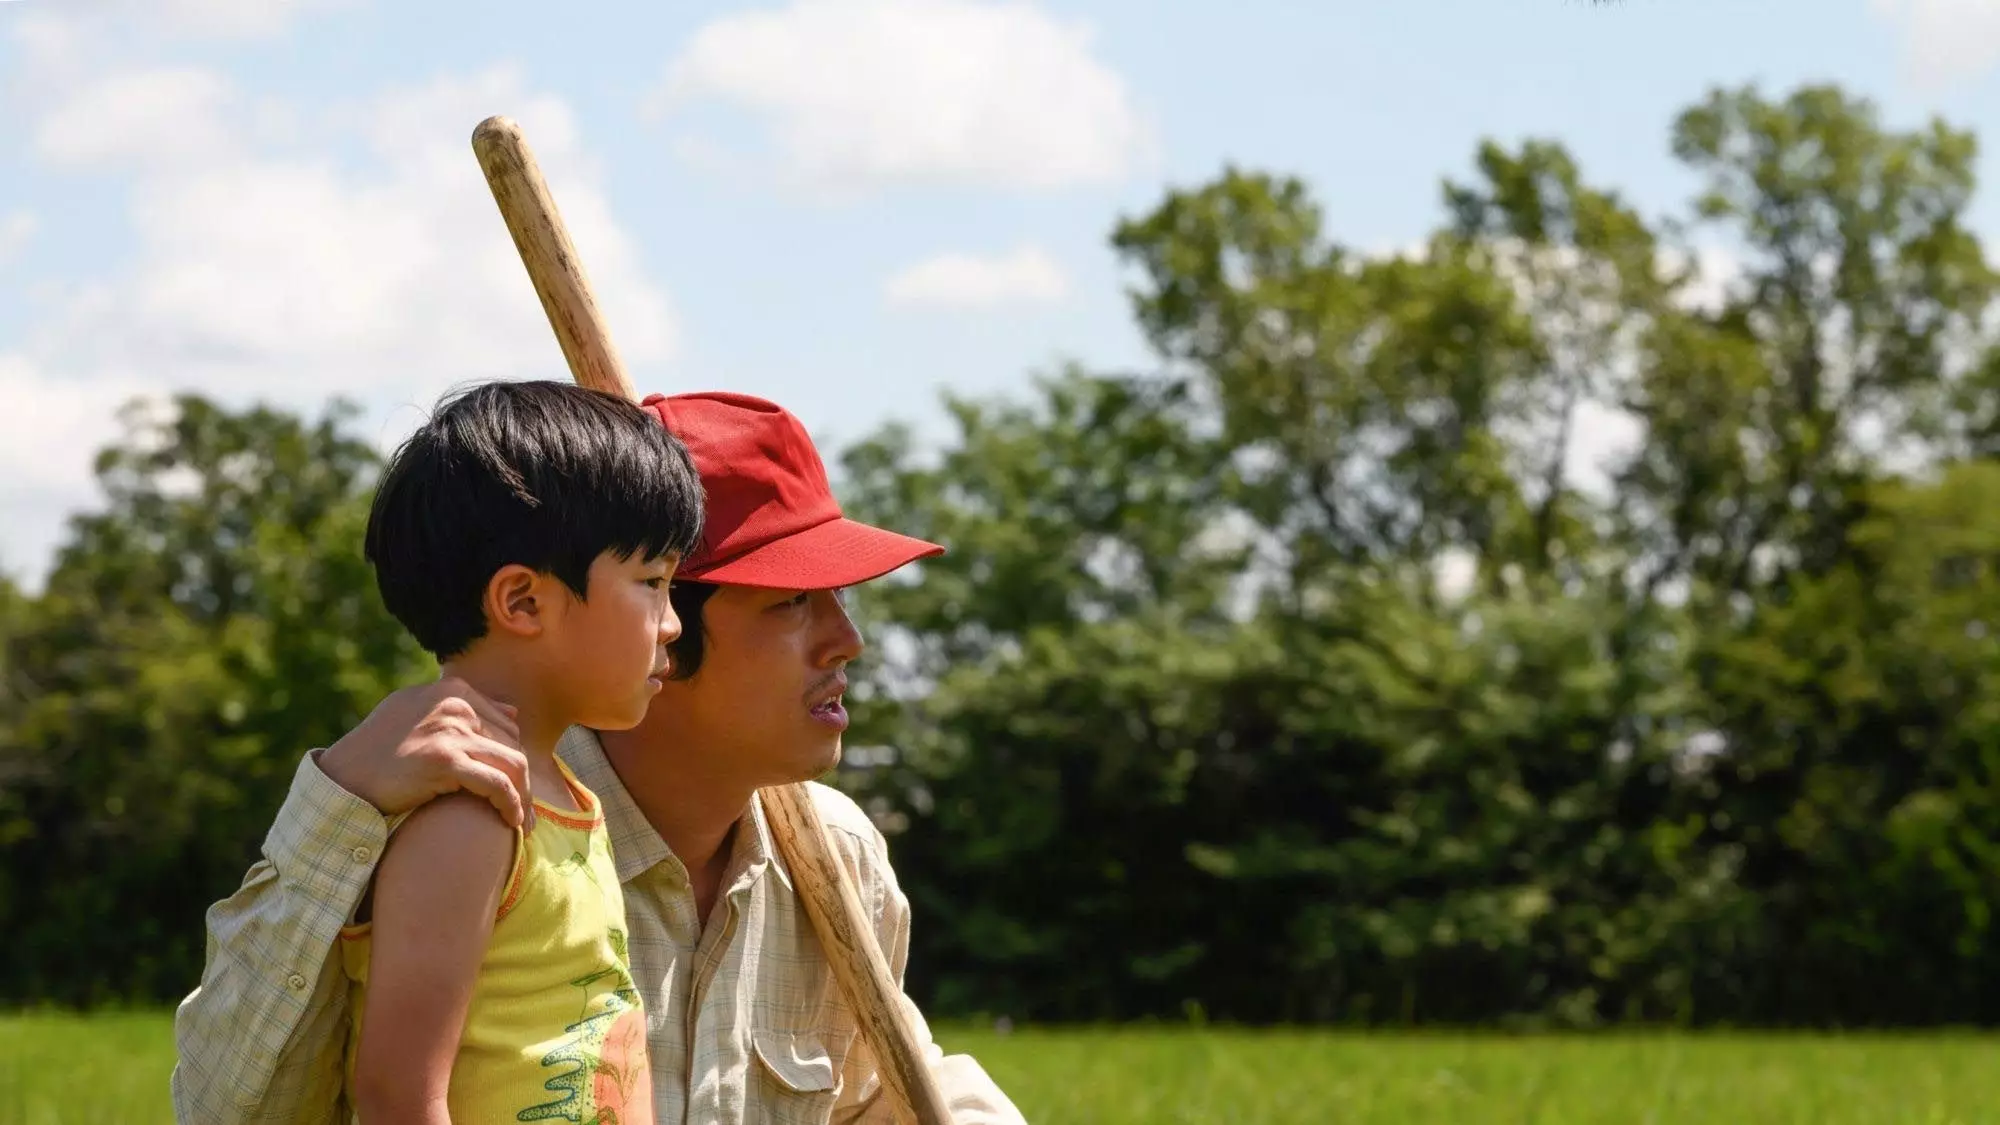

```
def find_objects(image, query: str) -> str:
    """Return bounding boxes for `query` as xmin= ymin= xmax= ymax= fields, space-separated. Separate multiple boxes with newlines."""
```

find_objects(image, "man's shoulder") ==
xmin=802 ymin=781 xmax=890 ymax=865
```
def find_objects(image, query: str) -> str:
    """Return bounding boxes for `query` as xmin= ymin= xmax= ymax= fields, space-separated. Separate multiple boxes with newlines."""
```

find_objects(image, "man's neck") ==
xmin=597 ymin=727 xmax=754 ymax=914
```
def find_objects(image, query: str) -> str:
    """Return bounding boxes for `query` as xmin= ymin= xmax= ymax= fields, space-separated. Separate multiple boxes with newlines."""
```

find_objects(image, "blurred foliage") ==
xmin=0 ymin=397 xmax=430 ymax=1004
xmin=835 ymin=84 xmax=2000 ymax=1027
xmin=7 ymin=83 xmax=2000 ymax=1024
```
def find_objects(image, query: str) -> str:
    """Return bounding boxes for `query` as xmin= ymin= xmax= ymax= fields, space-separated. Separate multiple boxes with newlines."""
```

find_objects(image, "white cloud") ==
xmin=150 ymin=0 xmax=345 ymax=40
xmin=5 ymin=63 xmax=677 ymax=586
xmin=33 ymin=67 xmax=236 ymax=168
xmin=26 ymin=64 xmax=674 ymax=397
xmin=0 ymin=211 xmax=37 ymax=265
xmin=654 ymin=0 xmax=1150 ymax=194
xmin=8 ymin=12 xmax=88 ymax=72
xmin=11 ymin=0 xmax=340 ymax=50
xmin=0 ymin=355 xmax=149 ymax=583
xmin=1871 ymin=0 xmax=2000 ymax=86
xmin=884 ymin=245 xmax=1068 ymax=308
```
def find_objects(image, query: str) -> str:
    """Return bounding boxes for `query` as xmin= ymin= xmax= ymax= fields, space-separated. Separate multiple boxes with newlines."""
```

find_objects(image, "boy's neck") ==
xmin=438 ymin=654 xmax=564 ymax=760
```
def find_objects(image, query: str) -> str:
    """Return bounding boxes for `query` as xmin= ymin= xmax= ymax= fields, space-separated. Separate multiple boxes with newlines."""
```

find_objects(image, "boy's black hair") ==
xmin=365 ymin=379 xmax=705 ymax=659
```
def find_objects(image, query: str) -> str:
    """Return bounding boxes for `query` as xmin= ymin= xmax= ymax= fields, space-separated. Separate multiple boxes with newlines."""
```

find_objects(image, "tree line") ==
xmin=5 ymin=83 xmax=2000 ymax=1026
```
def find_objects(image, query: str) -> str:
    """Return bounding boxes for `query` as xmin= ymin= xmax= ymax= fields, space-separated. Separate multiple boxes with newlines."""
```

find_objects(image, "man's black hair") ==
xmin=365 ymin=379 xmax=705 ymax=659
xmin=663 ymin=580 xmax=720 ymax=680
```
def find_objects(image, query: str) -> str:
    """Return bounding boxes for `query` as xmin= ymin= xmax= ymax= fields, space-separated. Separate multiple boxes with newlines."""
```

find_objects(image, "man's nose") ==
xmin=814 ymin=590 xmax=863 ymax=665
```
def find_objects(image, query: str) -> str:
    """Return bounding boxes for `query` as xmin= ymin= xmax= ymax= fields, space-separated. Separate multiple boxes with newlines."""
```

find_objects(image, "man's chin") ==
xmin=782 ymin=738 xmax=842 ymax=784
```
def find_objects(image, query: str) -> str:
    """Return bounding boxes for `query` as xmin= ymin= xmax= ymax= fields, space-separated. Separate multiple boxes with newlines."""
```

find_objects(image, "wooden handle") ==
xmin=471 ymin=116 xmax=636 ymax=401
xmin=471 ymin=114 xmax=951 ymax=1125
xmin=760 ymin=784 xmax=956 ymax=1125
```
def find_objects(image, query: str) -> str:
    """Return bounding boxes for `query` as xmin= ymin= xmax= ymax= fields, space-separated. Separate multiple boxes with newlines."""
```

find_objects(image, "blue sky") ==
xmin=3 ymin=0 xmax=1998 ymax=584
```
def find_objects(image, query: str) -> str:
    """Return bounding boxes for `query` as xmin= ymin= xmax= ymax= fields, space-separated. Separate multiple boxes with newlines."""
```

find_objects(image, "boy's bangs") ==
xmin=584 ymin=430 xmax=706 ymax=566
xmin=365 ymin=380 xmax=709 ymax=656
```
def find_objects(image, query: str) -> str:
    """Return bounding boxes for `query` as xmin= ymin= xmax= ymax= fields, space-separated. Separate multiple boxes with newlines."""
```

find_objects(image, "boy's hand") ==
xmin=320 ymin=678 xmax=534 ymax=829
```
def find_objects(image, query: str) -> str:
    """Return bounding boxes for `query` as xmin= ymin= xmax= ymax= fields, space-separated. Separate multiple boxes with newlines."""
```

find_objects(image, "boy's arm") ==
xmin=170 ymin=681 xmax=528 ymax=1125
xmin=349 ymin=792 xmax=517 ymax=1125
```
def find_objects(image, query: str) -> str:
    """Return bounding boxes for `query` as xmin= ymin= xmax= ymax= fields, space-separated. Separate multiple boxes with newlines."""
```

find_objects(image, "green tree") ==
xmin=840 ymin=82 xmax=2000 ymax=1027
xmin=0 ymin=395 xmax=428 ymax=1003
xmin=1638 ymin=86 xmax=2000 ymax=1023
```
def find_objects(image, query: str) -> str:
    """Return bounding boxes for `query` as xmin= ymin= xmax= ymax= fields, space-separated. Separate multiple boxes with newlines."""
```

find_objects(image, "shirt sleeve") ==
xmin=827 ymin=820 xmax=1028 ymax=1125
xmin=170 ymin=750 xmax=391 ymax=1125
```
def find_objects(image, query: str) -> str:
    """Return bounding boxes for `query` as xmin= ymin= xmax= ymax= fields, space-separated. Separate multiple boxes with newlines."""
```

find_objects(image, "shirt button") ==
xmin=286 ymin=972 xmax=308 ymax=991
xmin=350 ymin=845 xmax=372 ymax=863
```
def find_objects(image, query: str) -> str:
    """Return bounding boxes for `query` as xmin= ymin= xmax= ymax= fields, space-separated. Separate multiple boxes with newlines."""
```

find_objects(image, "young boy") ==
xmin=339 ymin=379 xmax=704 ymax=1124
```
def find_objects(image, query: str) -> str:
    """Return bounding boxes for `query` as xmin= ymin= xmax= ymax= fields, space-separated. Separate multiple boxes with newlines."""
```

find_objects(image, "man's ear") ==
xmin=484 ymin=564 xmax=548 ymax=639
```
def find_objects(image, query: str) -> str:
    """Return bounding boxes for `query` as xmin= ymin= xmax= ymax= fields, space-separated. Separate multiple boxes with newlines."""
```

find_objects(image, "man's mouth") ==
xmin=807 ymin=674 xmax=849 ymax=728
xmin=808 ymin=697 xmax=848 ymax=729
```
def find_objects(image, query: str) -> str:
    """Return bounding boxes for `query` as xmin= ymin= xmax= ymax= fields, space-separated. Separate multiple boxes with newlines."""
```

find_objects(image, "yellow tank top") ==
xmin=340 ymin=757 xmax=654 ymax=1124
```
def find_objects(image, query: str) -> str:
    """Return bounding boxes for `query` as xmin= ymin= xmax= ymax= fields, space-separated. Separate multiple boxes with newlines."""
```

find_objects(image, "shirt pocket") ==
xmin=751 ymin=1029 xmax=841 ymax=1123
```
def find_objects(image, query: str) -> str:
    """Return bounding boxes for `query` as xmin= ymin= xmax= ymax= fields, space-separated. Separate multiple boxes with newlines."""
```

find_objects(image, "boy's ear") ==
xmin=484 ymin=564 xmax=548 ymax=638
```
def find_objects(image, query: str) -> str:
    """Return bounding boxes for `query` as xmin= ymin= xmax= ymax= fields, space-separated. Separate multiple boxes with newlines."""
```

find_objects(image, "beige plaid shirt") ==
xmin=170 ymin=728 xmax=1024 ymax=1125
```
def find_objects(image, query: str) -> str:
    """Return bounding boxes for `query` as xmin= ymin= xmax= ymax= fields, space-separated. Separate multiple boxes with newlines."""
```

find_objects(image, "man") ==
xmin=170 ymin=390 xmax=1026 ymax=1125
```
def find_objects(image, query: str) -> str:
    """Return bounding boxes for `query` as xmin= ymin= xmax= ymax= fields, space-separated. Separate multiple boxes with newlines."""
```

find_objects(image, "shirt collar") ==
xmin=745 ymin=789 xmax=791 ymax=894
xmin=556 ymin=726 xmax=784 ymax=894
xmin=557 ymin=726 xmax=673 ymax=886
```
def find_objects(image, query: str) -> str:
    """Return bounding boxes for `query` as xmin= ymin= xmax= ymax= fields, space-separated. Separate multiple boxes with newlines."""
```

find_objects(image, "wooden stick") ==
xmin=757 ymin=783 xmax=955 ymax=1125
xmin=470 ymin=114 xmax=954 ymax=1125
xmin=470 ymin=116 xmax=636 ymax=402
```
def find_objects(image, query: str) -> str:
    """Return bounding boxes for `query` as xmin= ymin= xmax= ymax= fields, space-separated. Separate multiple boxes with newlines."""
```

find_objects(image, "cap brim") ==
xmin=681 ymin=517 xmax=945 ymax=589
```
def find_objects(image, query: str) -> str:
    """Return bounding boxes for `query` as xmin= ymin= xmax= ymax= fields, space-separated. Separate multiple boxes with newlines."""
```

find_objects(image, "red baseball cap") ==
xmin=641 ymin=390 xmax=944 ymax=589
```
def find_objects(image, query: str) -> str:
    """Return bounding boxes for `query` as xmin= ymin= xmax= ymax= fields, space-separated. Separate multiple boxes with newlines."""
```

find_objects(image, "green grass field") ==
xmin=5 ymin=1011 xmax=1999 ymax=1124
